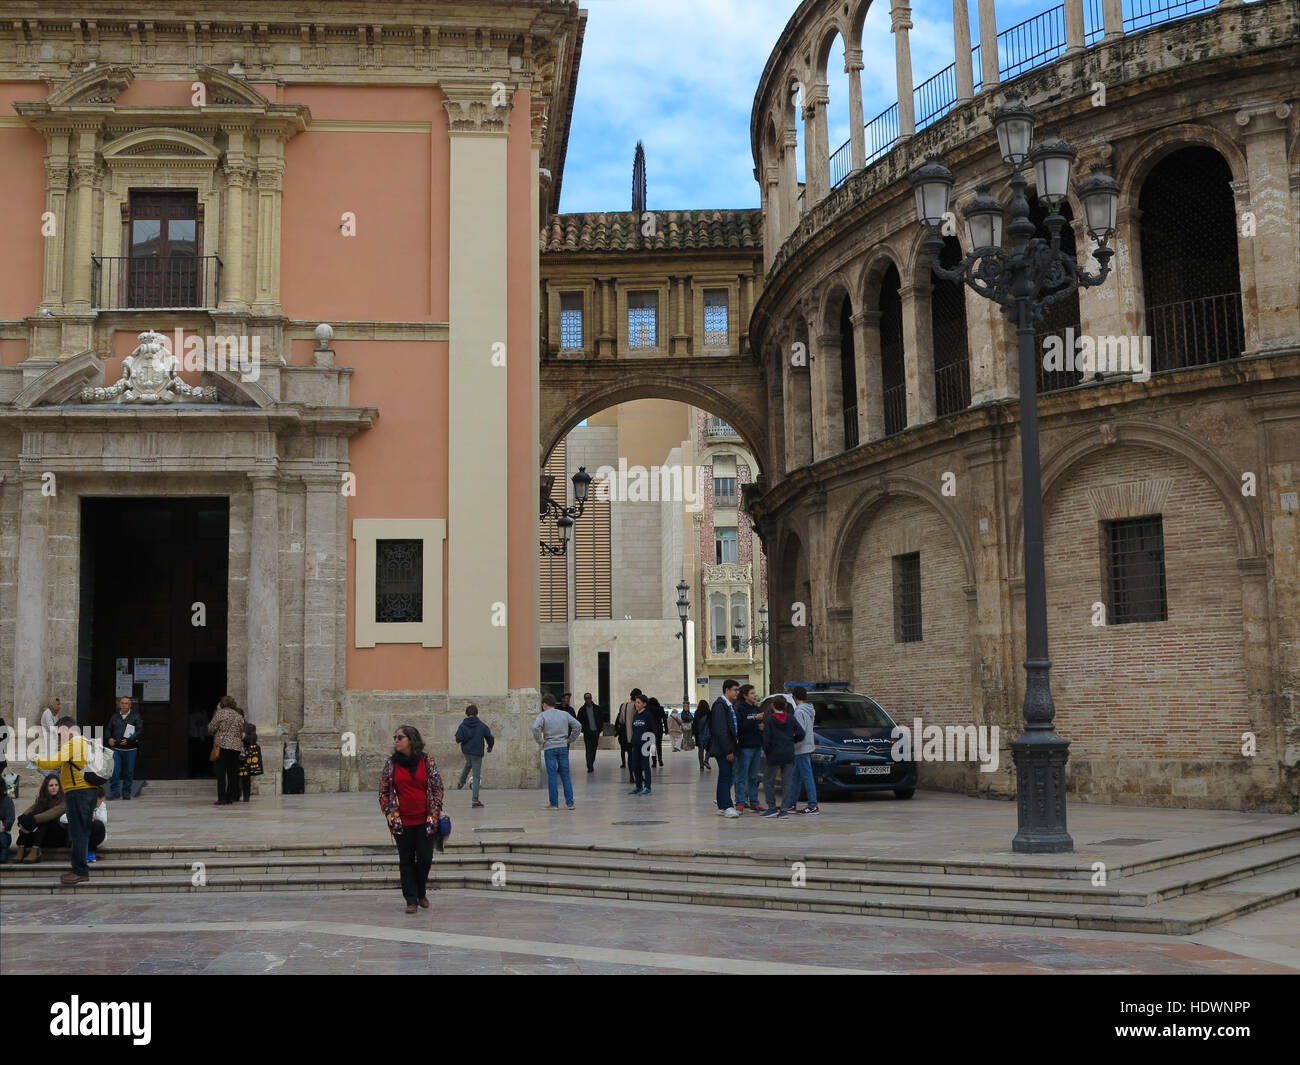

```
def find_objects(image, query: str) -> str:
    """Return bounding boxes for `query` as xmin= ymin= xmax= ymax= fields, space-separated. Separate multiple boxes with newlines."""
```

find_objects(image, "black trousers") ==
xmin=17 ymin=820 xmax=68 ymax=849
xmin=240 ymin=775 xmax=253 ymax=801
xmin=583 ymin=732 xmax=600 ymax=770
xmin=217 ymin=749 xmax=242 ymax=804
xmin=88 ymin=821 xmax=106 ymax=851
xmin=394 ymin=825 xmax=435 ymax=904
xmin=628 ymin=745 xmax=652 ymax=791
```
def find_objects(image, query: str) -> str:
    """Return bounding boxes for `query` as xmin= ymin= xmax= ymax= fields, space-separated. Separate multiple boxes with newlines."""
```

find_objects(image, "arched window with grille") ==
xmin=839 ymin=295 xmax=858 ymax=448
xmin=1031 ymin=194 xmax=1082 ymax=394
xmin=710 ymin=593 xmax=727 ymax=654
xmin=1140 ymin=146 xmax=1245 ymax=371
xmin=879 ymin=263 xmax=907 ymax=435
xmin=931 ymin=236 xmax=971 ymax=416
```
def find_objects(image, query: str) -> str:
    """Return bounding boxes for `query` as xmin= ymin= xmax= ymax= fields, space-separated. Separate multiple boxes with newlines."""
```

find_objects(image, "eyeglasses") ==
xmin=393 ymin=734 xmax=406 ymax=741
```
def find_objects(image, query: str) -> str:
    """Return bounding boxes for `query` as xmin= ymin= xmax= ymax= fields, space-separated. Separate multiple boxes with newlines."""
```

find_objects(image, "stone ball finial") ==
xmin=314 ymin=323 xmax=334 ymax=349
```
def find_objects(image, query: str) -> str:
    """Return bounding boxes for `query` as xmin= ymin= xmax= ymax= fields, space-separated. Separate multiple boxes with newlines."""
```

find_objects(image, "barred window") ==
xmin=376 ymin=540 xmax=423 ymax=623
xmin=1105 ymin=516 xmax=1168 ymax=624
xmin=713 ymin=476 xmax=737 ymax=507
xmin=704 ymin=290 xmax=728 ymax=348
xmin=560 ymin=293 xmax=584 ymax=350
xmin=893 ymin=552 xmax=921 ymax=643
xmin=628 ymin=291 xmax=658 ymax=348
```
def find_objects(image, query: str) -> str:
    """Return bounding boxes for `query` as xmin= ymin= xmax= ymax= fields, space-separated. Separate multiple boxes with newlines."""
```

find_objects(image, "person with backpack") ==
xmin=760 ymin=695 xmax=805 ymax=818
xmin=33 ymin=718 xmax=98 ymax=884
xmin=105 ymin=695 xmax=143 ymax=800
xmin=692 ymin=699 xmax=711 ymax=770
xmin=207 ymin=696 xmax=245 ymax=806
xmin=453 ymin=704 xmax=494 ymax=808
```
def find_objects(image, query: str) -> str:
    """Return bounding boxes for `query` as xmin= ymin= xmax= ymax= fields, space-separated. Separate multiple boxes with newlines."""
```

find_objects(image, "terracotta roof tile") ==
xmin=541 ymin=209 xmax=762 ymax=253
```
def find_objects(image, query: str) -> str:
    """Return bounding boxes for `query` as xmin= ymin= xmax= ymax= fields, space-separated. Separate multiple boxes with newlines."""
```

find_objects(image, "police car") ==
xmin=776 ymin=682 xmax=917 ymax=799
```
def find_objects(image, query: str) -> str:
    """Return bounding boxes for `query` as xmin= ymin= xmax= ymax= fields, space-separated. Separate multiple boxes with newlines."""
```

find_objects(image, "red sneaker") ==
xmin=751 ymin=804 xmax=766 ymax=812
xmin=734 ymin=803 xmax=746 ymax=811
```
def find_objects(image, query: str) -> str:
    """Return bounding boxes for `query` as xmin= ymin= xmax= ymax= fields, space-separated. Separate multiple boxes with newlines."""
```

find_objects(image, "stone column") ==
xmin=1064 ymin=0 xmax=1085 ymax=55
xmin=1237 ymin=104 xmax=1299 ymax=353
xmin=763 ymin=168 xmax=782 ymax=260
xmin=13 ymin=476 xmax=50 ymax=721
xmin=805 ymin=83 xmax=831 ymax=202
xmin=42 ymin=152 xmax=71 ymax=309
xmin=846 ymin=49 xmax=866 ymax=170
xmin=782 ymin=128 xmax=800 ymax=230
xmin=892 ymin=1 xmax=916 ymax=140
xmin=1102 ymin=0 xmax=1124 ymax=40
xmin=852 ymin=310 xmax=884 ymax=442
xmin=596 ymin=277 xmax=616 ymax=357
xmin=812 ymin=330 xmax=846 ymax=456
xmin=246 ymin=474 xmax=281 ymax=746
xmin=953 ymin=0 xmax=975 ymax=105
xmin=977 ymin=0 xmax=999 ymax=92
xmin=671 ymin=275 xmax=691 ymax=356
xmin=69 ymin=160 xmax=97 ymax=310
xmin=967 ymin=283 xmax=1014 ymax=403
xmin=221 ymin=157 xmax=253 ymax=311
xmin=252 ymin=152 xmax=285 ymax=314
xmin=901 ymin=282 xmax=936 ymax=426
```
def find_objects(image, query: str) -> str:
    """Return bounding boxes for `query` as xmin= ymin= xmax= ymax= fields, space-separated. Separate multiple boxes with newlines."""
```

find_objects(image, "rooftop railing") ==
xmin=832 ymin=0 xmax=1221 ymax=188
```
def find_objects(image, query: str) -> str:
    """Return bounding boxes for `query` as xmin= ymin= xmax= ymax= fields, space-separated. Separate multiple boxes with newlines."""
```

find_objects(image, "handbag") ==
xmin=438 ymin=814 xmax=451 ymax=838
xmin=209 ymin=745 xmax=221 ymax=762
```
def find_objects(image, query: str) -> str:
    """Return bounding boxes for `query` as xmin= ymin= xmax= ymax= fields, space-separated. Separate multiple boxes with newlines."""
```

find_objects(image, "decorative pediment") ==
xmin=196 ymin=66 xmax=271 ymax=108
xmin=44 ymin=65 xmax=134 ymax=106
xmin=102 ymin=128 xmax=220 ymax=165
xmin=11 ymin=350 xmax=104 ymax=409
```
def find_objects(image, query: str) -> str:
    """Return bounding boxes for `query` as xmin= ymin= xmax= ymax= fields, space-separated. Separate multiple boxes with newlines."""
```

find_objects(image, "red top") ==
xmin=394 ymin=759 xmax=428 ymax=827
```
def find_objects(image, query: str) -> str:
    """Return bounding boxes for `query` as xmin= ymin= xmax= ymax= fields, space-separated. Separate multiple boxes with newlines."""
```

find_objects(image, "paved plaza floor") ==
xmin=3 ymin=747 xmax=1298 ymax=974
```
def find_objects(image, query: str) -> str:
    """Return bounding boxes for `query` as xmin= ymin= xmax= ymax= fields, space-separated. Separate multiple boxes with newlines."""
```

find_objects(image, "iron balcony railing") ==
xmin=843 ymin=403 xmax=860 ymax=448
xmin=883 ymin=385 xmax=908 ymax=437
xmin=934 ymin=360 xmax=972 ymax=417
xmin=832 ymin=0 xmax=1218 ymax=188
xmin=705 ymin=418 xmax=740 ymax=438
xmin=92 ymin=255 xmax=222 ymax=309
xmin=714 ymin=489 xmax=739 ymax=508
xmin=1147 ymin=291 xmax=1245 ymax=372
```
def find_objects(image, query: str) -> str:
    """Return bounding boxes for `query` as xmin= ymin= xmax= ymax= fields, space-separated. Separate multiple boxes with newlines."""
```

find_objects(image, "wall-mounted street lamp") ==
xmin=910 ymin=94 xmax=1119 ymax=855
xmin=539 ymin=465 xmax=592 ymax=557
xmin=734 ymin=603 xmax=770 ymax=695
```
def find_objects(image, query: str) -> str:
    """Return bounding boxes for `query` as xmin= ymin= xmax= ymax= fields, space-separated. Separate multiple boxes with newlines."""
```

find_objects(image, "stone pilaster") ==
xmin=41 ymin=150 xmax=71 ymax=309
xmin=13 ymin=476 xmax=50 ymax=720
xmin=812 ymin=330 xmax=846 ymax=455
xmin=221 ymin=151 xmax=254 ymax=311
xmin=852 ymin=310 xmax=884 ymax=442
xmin=68 ymin=158 xmax=98 ymax=310
xmin=252 ymin=153 xmax=285 ymax=314
xmin=900 ymin=282 xmax=936 ymax=426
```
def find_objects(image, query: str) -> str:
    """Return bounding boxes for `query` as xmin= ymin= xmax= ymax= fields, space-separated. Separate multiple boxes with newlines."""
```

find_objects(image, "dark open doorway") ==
xmin=78 ymin=497 xmax=229 ymax=779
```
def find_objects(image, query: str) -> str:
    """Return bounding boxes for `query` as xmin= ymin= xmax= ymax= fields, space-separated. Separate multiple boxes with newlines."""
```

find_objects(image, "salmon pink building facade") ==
xmin=0 ymin=1 xmax=585 ymax=789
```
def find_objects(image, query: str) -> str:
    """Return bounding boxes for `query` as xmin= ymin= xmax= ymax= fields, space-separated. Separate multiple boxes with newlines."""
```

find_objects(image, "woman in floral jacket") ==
xmin=378 ymin=725 xmax=445 ymax=914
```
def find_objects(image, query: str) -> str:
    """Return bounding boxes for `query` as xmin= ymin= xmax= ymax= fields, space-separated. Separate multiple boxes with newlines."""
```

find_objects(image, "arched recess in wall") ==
xmin=774 ymin=528 xmax=812 ymax=682
xmin=878 ymin=262 xmax=907 ymax=435
xmin=816 ymin=23 xmax=853 ymax=189
xmin=788 ymin=314 xmax=815 ymax=467
xmin=930 ymin=235 xmax=971 ymax=416
xmin=1139 ymin=146 xmax=1245 ymax=372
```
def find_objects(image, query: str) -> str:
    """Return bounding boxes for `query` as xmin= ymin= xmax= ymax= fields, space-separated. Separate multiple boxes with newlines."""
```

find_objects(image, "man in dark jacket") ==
xmin=760 ymin=696 xmax=805 ymax=818
xmin=106 ymin=696 xmax=143 ymax=800
xmin=733 ymin=684 xmax=765 ymax=811
xmin=576 ymin=692 xmax=607 ymax=773
xmin=710 ymin=681 xmax=741 ymax=817
xmin=453 ymin=704 xmax=495 ymax=808
xmin=627 ymin=695 xmax=663 ymax=796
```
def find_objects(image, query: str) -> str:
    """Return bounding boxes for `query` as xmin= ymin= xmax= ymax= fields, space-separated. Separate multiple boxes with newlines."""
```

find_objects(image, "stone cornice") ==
xmin=441 ymin=80 xmax=514 ymax=135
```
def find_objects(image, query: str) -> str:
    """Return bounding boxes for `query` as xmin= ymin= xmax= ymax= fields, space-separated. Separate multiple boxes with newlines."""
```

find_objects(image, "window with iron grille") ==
xmin=715 ymin=527 xmax=738 ymax=564
xmin=628 ymin=291 xmax=658 ymax=348
xmin=893 ymin=552 xmax=922 ymax=643
xmin=713 ymin=476 xmax=737 ymax=508
xmin=711 ymin=593 xmax=727 ymax=653
xmin=704 ymin=290 xmax=728 ymax=348
xmin=839 ymin=296 xmax=859 ymax=448
xmin=376 ymin=539 xmax=423 ymax=623
xmin=559 ymin=293 xmax=584 ymax=350
xmin=879 ymin=264 xmax=907 ymax=435
xmin=1031 ymin=195 xmax=1083 ymax=395
xmin=1105 ymin=516 xmax=1168 ymax=624
xmin=1140 ymin=147 xmax=1244 ymax=372
xmin=932 ymin=236 xmax=971 ymax=415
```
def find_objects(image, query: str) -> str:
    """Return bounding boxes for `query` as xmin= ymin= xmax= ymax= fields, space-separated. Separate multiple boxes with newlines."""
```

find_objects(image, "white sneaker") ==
xmin=723 ymin=807 xmax=740 ymax=819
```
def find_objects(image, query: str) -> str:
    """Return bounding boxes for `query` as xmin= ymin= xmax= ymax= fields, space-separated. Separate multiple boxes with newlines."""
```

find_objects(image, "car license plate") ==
xmin=855 ymin=765 xmax=890 ymax=776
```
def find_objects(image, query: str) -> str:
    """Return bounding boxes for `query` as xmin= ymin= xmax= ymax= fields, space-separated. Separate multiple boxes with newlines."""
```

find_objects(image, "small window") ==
xmin=713 ymin=476 xmax=737 ymax=508
xmin=560 ymin=292 xmax=584 ymax=350
xmin=628 ymin=291 xmax=658 ymax=348
xmin=893 ymin=552 xmax=921 ymax=643
xmin=376 ymin=539 xmax=423 ymax=623
xmin=1105 ymin=516 xmax=1168 ymax=624
xmin=704 ymin=290 xmax=728 ymax=348
xmin=710 ymin=592 xmax=727 ymax=653
xmin=715 ymin=527 xmax=738 ymax=564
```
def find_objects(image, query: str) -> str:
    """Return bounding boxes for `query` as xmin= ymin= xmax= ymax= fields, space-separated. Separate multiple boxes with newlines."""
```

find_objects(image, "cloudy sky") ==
xmin=559 ymin=0 xmax=1049 ymax=213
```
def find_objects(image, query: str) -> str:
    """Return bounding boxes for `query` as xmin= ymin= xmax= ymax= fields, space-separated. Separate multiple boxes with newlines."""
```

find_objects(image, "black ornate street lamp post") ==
xmin=910 ymin=96 xmax=1119 ymax=853
xmin=734 ymin=604 xmax=770 ymax=694
xmin=539 ymin=466 xmax=593 ymax=557
xmin=674 ymin=580 xmax=691 ymax=713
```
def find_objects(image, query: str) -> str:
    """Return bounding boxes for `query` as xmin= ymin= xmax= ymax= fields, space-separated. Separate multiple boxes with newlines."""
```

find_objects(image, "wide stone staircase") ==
xmin=4 ymin=824 xmax=1297 ymax=935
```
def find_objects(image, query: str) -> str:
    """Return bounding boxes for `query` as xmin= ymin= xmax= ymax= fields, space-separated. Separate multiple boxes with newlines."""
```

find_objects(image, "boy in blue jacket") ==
xmin=454 ymin=705 xmax=495 ymax=808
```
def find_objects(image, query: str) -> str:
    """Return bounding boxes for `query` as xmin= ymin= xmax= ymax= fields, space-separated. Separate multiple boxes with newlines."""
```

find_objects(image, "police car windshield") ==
xmin=808 ymin=693 xmax=893 ymax=729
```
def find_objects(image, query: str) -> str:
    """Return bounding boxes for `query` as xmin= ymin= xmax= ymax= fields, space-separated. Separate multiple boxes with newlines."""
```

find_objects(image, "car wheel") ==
xmin=893 ymin=788 xmax=915 ymax=800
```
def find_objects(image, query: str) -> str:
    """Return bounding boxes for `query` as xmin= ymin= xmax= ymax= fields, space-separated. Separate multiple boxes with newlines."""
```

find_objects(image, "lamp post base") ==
xmin=1010 ymin=729 xmax=1073 ymax=853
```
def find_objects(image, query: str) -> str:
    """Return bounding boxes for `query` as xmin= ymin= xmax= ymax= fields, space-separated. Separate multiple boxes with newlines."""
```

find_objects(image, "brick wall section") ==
xmin=1044 ymin=446 xmax=1250 ymax=766
xmin=851 ymin=497 xmax=976 ymax=789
